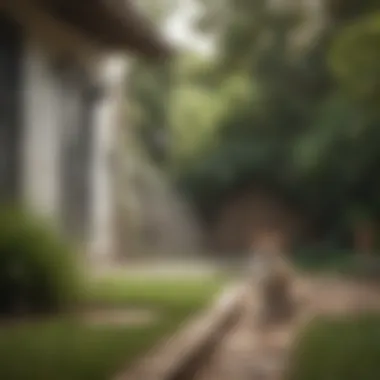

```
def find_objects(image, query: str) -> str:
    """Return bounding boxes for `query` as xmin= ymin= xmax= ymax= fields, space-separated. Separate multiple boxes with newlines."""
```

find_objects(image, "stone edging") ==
xmin=114 ymin=284 xmax=244 ymax=380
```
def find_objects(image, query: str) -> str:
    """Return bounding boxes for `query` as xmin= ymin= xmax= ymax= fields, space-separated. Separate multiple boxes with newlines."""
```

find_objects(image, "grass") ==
xmin=0 ymin=274 xmax=225 ymax=380
xmin=287 ymin=313 xmax=380 ymax=380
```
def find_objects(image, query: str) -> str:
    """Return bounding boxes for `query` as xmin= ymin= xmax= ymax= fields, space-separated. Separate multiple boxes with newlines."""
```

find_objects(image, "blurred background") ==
xmin=1 ymin=1 xmax=380 ymax=379
xmin=2 ymin=0 xmax=380 ymax=265
xmin=120 ymin=0 xmax=380 ymax=262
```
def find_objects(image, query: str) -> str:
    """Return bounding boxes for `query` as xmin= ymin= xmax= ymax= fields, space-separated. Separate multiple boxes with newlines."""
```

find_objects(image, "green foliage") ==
xmin=294 ymin=249 xmax=355 ymax=273
xmin=182 ymin=0 xmax=380 ymax=243
xmin=288 ymin=314 xmax=380 ymax=380
xmin=169 ymin=81 xmax=220 ymax=167
xmin=128 ymin=0 xmax=380 ymax=247
xmin=170 ymin=1 xmax=332 ymax=229
xmin=294 ymin=248 xmax=380 ymax=283
xmin=0 ymin=206 xmax=81 ymax=315
xmin=169 ymin=57 xmax=255 ymax=173
xmin=326 ymin=0 xmax=380 ymax=22
xmin=330 ymin=12 xmax=380 ymax=108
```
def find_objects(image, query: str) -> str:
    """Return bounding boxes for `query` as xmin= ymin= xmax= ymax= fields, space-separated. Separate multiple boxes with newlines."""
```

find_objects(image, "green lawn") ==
xmin=288 ymin=313 xmax=380 ymax=380
xmin=0 ymin=274 xmax=225 ymax=380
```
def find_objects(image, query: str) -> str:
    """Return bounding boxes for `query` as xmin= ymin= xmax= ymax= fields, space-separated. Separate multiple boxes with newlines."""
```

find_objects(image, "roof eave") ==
xmin=37 ymin=0 xmax=173 ymax=60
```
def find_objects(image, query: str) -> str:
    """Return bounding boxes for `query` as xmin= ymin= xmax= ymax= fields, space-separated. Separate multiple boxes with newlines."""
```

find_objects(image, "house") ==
xmin=0 ymin=0 xmax=171 ymax=260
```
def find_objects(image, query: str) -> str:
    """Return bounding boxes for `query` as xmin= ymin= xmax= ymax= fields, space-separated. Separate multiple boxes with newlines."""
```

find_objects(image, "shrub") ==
xmin=293 ymin=248 xmax=355 ymax=273
xmin=287 ymin=313 xmax=380 ymax=380
xmin=0 ymin=206 xmax=82 ymax=315
xmin=338 ymin=256 xmax=380 ymax=282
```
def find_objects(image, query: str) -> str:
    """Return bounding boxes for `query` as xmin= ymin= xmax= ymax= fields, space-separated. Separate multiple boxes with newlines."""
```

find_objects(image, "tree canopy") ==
xmin=128 ymin=0 xmax=380 ymax=249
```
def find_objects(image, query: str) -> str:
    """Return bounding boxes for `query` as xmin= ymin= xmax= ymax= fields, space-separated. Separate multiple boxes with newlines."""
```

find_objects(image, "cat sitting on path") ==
xmin=247 ymin=233 xmax=297 ymax=327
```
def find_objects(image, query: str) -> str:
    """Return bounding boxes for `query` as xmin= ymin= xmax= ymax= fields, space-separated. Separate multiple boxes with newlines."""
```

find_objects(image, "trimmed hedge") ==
xmin=0 ymin=206 xmax=81 ymax=315
xmin=287 ymin=313 xmax=380 ymax=380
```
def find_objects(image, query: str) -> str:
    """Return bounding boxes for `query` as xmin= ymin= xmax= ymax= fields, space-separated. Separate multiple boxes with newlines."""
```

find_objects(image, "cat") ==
xmin=247 ymin=233 xmax=297 ymax=327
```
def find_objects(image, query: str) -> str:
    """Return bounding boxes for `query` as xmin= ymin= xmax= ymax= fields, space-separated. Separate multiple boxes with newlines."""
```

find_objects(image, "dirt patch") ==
xmin=305 ymin=278 xmax=380 ymax=317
